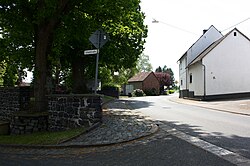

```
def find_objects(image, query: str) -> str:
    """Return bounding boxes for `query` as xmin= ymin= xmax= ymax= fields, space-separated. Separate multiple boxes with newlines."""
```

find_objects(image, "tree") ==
xmin=155 ymin=66 xmax=162 ymax=72
xmin=156 ymin=65 xmax=175 ymax=87
xmin=0 ymin=0 xmax=147 ymax=112
xmin=155 ymin=65 xmax=175 ymax=93
xmin=136 ymin=53 xmax=153 ymax=72
xmin=154 ymin=72 xmax=171 ymax=94
xmin=0 ymin=0 xmax=80 ymax=112
xmin=51 ymin=0 xmax=147 ymax=92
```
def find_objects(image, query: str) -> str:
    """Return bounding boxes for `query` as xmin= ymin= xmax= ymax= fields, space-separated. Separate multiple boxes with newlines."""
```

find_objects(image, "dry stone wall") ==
xmin=10 ymin=113 xmax=48 ymax=135
xmin=0 ymin=87 xmax=103 ymax=135
xmin=48 ymin=94 xmax=102 ymax=131
xmin=0 ymin=87 xmax=30 ymax=121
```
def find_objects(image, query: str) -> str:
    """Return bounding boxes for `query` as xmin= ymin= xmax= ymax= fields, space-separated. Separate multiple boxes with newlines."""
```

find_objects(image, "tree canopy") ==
xmin=0 ymin=0 xmax=147 ymax=112
xmin=136 ymin=53 xmax=153 ymax=72
xmin=155 ymin=65 xmax=175 ymax=88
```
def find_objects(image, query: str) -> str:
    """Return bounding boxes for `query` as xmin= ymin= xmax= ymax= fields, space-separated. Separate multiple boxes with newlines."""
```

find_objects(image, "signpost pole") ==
xmin=88 ymin=29 xmax=109 ymax=94
xmin=94 ymin=50 xmax=99 ymax=94
xmin=94 ymin=31 xmax=100 ymax=94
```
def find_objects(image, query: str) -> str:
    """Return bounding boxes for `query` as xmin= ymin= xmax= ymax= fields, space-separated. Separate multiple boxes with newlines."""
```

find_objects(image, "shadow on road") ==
xmin=106 ymin=99 xmax=154 ymax=110
xmin=159 ymin=120 xmax=250 ymax=159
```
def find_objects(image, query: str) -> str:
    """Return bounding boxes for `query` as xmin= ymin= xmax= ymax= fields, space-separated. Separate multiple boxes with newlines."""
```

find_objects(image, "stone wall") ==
xmin=0 ymin=88 xmax=103 ymax=134
xmin=10 ymin=113 xmax=48 ymax=135
xmin=48 ymin=94 xmax=102 ymax=131
xmin=0 ymin=87 xmax=30 ymax=121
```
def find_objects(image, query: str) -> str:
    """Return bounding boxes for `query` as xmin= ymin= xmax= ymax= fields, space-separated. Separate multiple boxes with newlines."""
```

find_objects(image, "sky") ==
xmin=140 ymin=0 xmax=250 ymax=82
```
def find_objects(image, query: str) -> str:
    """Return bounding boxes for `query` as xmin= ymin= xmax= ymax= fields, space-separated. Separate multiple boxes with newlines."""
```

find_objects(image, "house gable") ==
xmin=202 ymin=28 xmax=250 ymax=96
xmin=186 ymin=25 xmax=223 ymax=65
xmin=189 ymin=28 xmax=250 ymax=66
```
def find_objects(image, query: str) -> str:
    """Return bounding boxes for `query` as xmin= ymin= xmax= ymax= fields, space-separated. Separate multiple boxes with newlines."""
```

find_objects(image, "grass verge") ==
xmin=0 ymin=127 xmax=85 ymax=145
xmin=102 ymin=95 xmax=115 ymax=103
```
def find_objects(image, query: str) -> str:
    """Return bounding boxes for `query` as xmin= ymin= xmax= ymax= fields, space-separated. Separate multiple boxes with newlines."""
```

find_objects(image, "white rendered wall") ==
xmin=188 ymin=62 xmax=204 ymax=96
xmin=187 ymin=26 xmax=223 ymax=65
xmin=203 ymin=30 xmax=250 ymax=95
xmin=179 ymin=56 xmax=188 ymax=90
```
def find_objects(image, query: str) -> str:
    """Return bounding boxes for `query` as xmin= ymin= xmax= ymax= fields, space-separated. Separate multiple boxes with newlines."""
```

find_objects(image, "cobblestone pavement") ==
xmin=61 ymin=99 xmax=158 ymax=146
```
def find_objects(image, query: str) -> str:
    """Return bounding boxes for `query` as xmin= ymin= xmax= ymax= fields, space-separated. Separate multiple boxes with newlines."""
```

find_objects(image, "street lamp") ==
xmin=152 ymin=19 xmax=159 ymax=23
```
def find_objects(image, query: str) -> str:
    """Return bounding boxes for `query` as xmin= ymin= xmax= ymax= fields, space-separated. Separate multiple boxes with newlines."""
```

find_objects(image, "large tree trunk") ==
xmin=34 ymin=24 xmax=53 ymax=112
xmin=33 ymin=0 xmax=70 ymax=112
xmin=72 ymin=56 xmax=87 ymax=94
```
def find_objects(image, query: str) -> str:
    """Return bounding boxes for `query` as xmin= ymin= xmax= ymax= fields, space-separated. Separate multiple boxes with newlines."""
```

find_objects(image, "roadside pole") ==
xmin=87 ymin=29 xmax=109 ymax=94
xmin=94 ymin=50 xmax=99 ymax=94
xmin=94 ymin=30 xmax=100 ymax=94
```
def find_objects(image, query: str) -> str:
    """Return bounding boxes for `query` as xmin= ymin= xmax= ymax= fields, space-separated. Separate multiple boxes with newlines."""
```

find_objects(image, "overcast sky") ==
xmin=140 ymin=0 xmax=250 ymax=81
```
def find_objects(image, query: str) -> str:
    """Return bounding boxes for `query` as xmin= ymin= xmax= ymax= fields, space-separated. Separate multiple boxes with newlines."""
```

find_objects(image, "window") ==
xmin=234 ymin=32 xmax=237 ymax=36
xmin=190 ymin=74 xmax=193 ymax=83
xmin=181 ymin=80 xmax=183 ymax=86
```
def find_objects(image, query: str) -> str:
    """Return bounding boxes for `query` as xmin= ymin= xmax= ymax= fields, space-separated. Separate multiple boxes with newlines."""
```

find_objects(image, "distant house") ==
xmin=179 ymin=26 xmax=250 ymax=100
xmin=128 ymin=72 xmax=160 ymax=95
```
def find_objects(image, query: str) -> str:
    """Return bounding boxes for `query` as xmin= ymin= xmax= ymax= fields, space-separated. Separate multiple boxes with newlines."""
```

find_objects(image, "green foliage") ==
xmin=99 ymin=66 xmax=138 ymax=89
xmin=144 ymin=88 xmax=158 ymax=96
xmin=168 ymin=89 xmax=175 ymax=94
xmin=132 ymin=89 xmax=145 ymax=97
xmin=136 ymin=53 xmax=153 ymax=72
xmin=2 ymin=65 xmax=18 ymax=86
xmin=0 ymin=0 xmax=147 ymax=105
xmin=155 ymin=65 xmax=175 ymax=87
xmin=102 ymin=83 xmax=119 ymax=90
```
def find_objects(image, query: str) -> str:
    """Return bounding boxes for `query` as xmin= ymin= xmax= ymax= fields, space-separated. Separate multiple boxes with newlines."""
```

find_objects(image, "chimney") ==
xmin=203 ymin=29 xmax=208 ymax=34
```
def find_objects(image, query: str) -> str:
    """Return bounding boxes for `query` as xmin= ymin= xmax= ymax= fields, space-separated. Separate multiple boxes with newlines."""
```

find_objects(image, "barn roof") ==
xmin=128 ymin=72 xmax=153 ymax=82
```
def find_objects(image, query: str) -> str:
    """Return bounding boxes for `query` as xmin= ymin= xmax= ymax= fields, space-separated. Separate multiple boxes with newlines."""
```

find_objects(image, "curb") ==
xmin=169 ymin=98 xmax=250 ymax=117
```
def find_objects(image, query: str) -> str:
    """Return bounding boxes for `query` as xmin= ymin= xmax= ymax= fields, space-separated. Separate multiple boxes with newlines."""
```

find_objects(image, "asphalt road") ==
xmin=0 ymin=129 xmax=234 ymax=166
xmin=0 ymin=95 xmax=239 ymax=166
xmin=126 ymin=95 xmax=250 ymax=159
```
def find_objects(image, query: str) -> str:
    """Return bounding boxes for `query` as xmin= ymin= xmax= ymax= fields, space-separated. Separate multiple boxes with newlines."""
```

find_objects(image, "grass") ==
xmin=102 ymin=95 xmax=115 ymax=103
xmin=0 ymin=127 xmax=85 ymax=145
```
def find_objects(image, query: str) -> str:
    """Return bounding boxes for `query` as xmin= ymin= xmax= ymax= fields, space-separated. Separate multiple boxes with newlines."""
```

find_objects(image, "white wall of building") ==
xmin=187 ymin=26 xmax=223 ymax=65
xmin=179 ymin=55 xmax=188 ymax=90
xmin=188 ymin=62 xmax=204 ymax=96
xmin=203 ymin=30 xmax=250 ymax=95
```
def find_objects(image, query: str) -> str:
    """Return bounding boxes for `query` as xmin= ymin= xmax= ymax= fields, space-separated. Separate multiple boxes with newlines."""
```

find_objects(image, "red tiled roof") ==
xmin=128 ymin=72 xmax=152 ymax=82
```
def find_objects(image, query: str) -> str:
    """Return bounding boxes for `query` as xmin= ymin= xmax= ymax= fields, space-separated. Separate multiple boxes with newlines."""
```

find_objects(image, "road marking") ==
xmin=158 ymin=122 xmax=250 ymax=166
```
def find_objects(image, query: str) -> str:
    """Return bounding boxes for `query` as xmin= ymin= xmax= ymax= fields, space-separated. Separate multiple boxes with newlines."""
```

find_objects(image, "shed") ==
xmin=128 ymin=72 xmax=160 ymax=95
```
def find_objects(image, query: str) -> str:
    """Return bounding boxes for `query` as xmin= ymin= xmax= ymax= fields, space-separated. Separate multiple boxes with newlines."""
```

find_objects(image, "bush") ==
xmin=162 ymin=90 xmax=168 ymax=95
xmin=144 ymin=88 xmax=158 ymax=96
xmin=168 ymin=89 xmax=175 ymax=94
xmin=102 ymin=84 xmax=119 ymax=90
xmin=132 ymin=89 xmax=145 ymax=97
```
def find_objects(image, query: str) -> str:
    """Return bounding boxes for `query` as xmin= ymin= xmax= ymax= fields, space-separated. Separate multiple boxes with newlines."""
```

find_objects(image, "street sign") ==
xmin=84 ymin=49 xmax=99 ymax=55
xmin=89 ymin=29 xmax=109 ymax=49
xmin=88 ymin=29 xmax=109 ymax=94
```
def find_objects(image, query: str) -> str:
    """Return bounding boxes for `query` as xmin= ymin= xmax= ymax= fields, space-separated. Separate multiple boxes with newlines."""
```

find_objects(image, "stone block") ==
xmin=0 ymin=121 xmax=9 ymax=135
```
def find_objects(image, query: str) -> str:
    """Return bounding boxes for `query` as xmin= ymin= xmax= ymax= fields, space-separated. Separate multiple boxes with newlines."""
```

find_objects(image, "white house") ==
xmin=179 ymin=27 xmax=250 ymax=100
xmin=179 ymin=25 xmax=223 ymax=98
